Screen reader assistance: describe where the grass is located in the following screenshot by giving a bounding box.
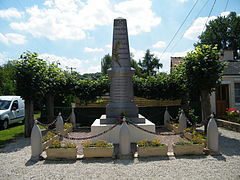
[0,111,42,147]
[0,124,24,146]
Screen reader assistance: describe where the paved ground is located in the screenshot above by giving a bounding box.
[0,127,240,180]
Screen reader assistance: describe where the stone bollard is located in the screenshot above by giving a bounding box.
[164,107,171,126]
[119,118,131,157]
[55,113,64,134]
[31,120,43,161]
[207,114,219,153]
[70,103,76,130]
[178,110,187,132]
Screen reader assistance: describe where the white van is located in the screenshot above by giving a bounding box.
[0,96,25,129]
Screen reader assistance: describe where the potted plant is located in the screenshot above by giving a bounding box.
[173,136,205,156]
[82,140,114,158]
[137,139,168,157]
[42,131,59,150]
[46,140,77,160]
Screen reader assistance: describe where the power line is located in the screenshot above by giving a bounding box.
[224,0,230,11]
[201,0,217,35]
[169,0,209,53]
[159,0,199,59]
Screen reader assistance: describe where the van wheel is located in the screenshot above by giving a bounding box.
[3,120,8,130]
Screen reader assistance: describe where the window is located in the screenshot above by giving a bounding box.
[11,100,18,110]
[235,83,240,105]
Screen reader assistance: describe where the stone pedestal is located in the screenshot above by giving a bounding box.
[91,115,156,144]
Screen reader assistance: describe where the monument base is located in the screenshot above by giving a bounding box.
[91,114,156,144]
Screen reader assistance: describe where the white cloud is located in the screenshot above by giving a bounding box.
[10,0,161,40]
[0,8,23,19]
[176,0,188,3]
[220,11,230,17]
[114,0,161,35]
[39,53,101,74]
[105,44,111,49]
[183,16,216,41]
[84,47,104,52]
[0,33,27,45]
[0,52,8,65]
[152,41,166,49]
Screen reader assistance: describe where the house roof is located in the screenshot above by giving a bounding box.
[223,61,240,76]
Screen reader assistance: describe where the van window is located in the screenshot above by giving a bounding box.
[0,100,11,110]
[12,100,19,110]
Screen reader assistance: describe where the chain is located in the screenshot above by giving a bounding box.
[36,118,58,127]
[64,114,71,122]
[128,120,184,136]
[47,122,120,140]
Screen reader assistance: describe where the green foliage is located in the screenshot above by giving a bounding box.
[64,123,73,129]
[82,140,113,147]
[174,44,225,93]
[174,141,193,146]
[50,140,62,148]
[198,12,240,59]
[0,62,16,95]
[13,51,49,99]
[133,73,183,100]
[191,134,205,144]
[42,131,55,142]
[137,139,165,147]
[75,76,109,104]
[101,54,112,75]
[50,139,76,148]
[65,142,77,148]
[138,49,162,76]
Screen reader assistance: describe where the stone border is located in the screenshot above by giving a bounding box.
[216,119,240,132]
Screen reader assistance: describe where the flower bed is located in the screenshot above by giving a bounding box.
[42,131,60,150]
[137,139,168,157]
[46,140,77,160]
[173,142,205,156]
[82,140,114,158]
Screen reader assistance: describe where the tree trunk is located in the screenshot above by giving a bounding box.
[24,98,34,137]
[46,93,55,123]
[181,92,189,112]
[200,90,211,133]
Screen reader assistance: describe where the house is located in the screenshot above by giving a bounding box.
[170,57,184,72]
[210,50,240,116]
[170,50,240,117]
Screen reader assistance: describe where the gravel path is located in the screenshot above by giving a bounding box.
[0,127,240,180]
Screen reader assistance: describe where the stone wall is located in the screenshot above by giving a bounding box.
[217,119,240,132]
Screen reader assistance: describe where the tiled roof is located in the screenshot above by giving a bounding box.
[223,61,240,75]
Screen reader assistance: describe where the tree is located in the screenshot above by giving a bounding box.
[14,51,49,137]
[101,54,112,75]
[43,63,66,123]
[101,53,142,77]
[174,45,225,131]
[0,62,16,95]
[138,49,162,76]
[198,12,240,59]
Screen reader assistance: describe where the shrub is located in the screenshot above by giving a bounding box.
[137,139,165,147]
[50,140,77,148]
[64,123,73,129]
[82,140,113,148]
[174,141,193,145]
[42,131,55,142]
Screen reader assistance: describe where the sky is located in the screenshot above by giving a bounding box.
[0,0,240,74]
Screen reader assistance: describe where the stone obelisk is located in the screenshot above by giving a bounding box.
[92,18,155,143]
[102,17,143,124]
